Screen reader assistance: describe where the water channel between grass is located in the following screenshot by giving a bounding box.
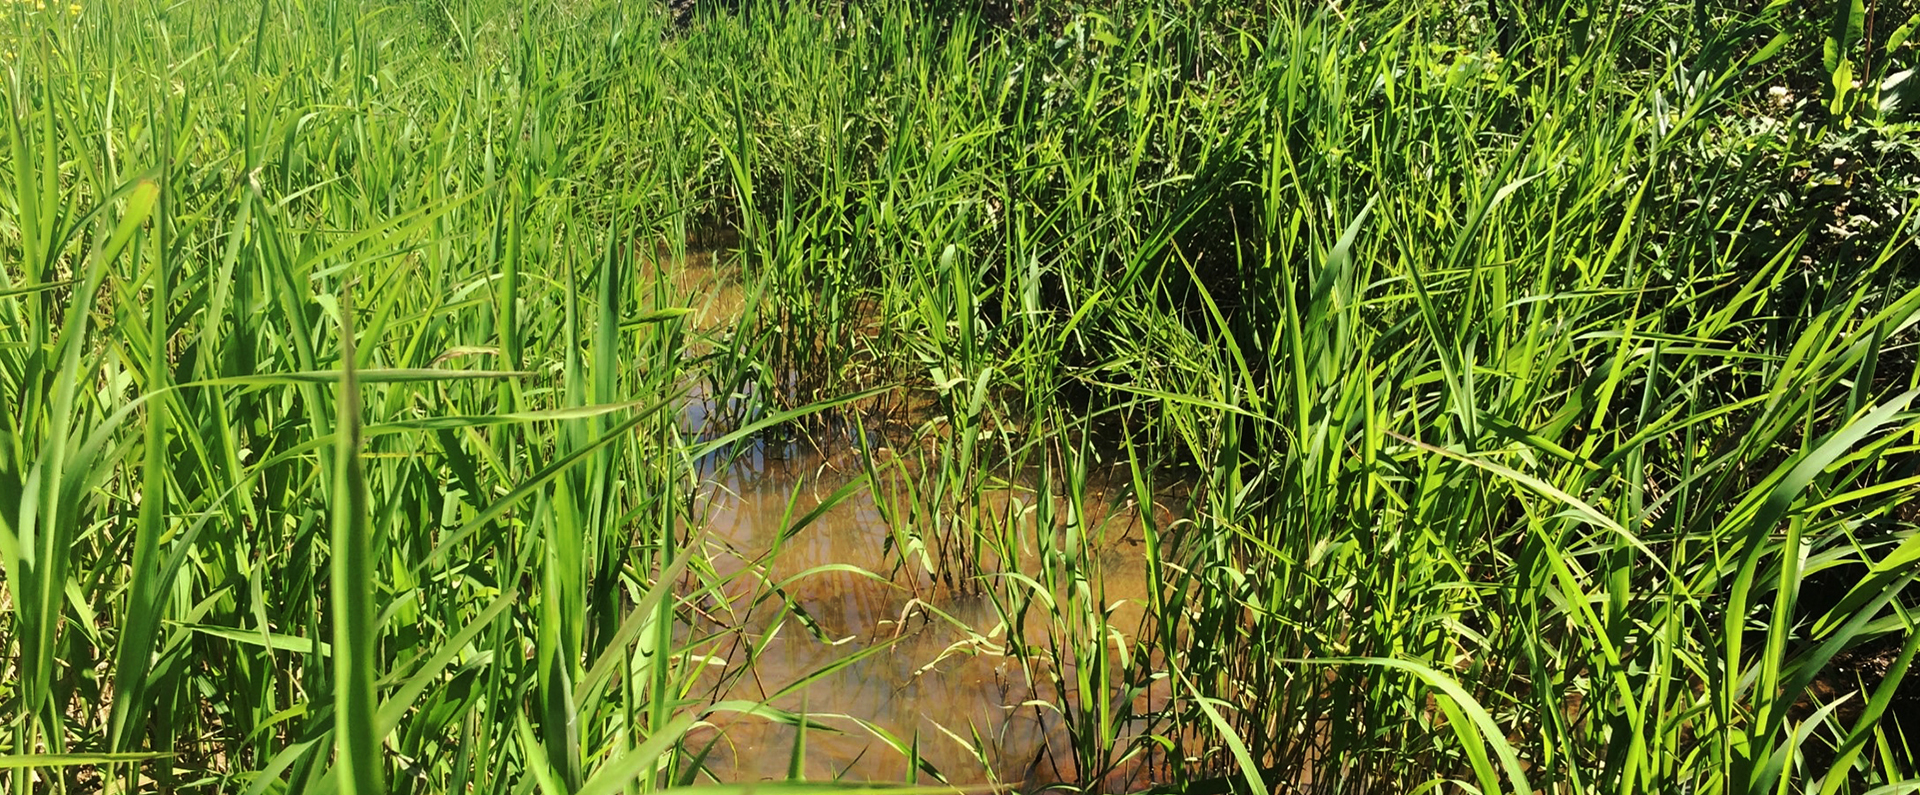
[662,249,1179,790]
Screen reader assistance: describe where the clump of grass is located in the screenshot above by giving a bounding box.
[0,0,913,791]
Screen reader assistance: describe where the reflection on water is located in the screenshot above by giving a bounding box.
[672,386,1169,791]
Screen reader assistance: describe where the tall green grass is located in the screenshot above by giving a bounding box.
[0,0,874,791]
[3,0,1917,792]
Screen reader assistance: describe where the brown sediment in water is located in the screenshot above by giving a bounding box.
[670,430,1181,789]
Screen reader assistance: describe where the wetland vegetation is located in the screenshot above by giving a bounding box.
[2,0,1920,792]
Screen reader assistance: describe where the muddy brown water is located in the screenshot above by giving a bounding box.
[672,383,1175,790]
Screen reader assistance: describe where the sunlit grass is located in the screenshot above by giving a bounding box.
[2,0,1917,792]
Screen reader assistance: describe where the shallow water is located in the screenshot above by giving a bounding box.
[671,372,1170,790]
